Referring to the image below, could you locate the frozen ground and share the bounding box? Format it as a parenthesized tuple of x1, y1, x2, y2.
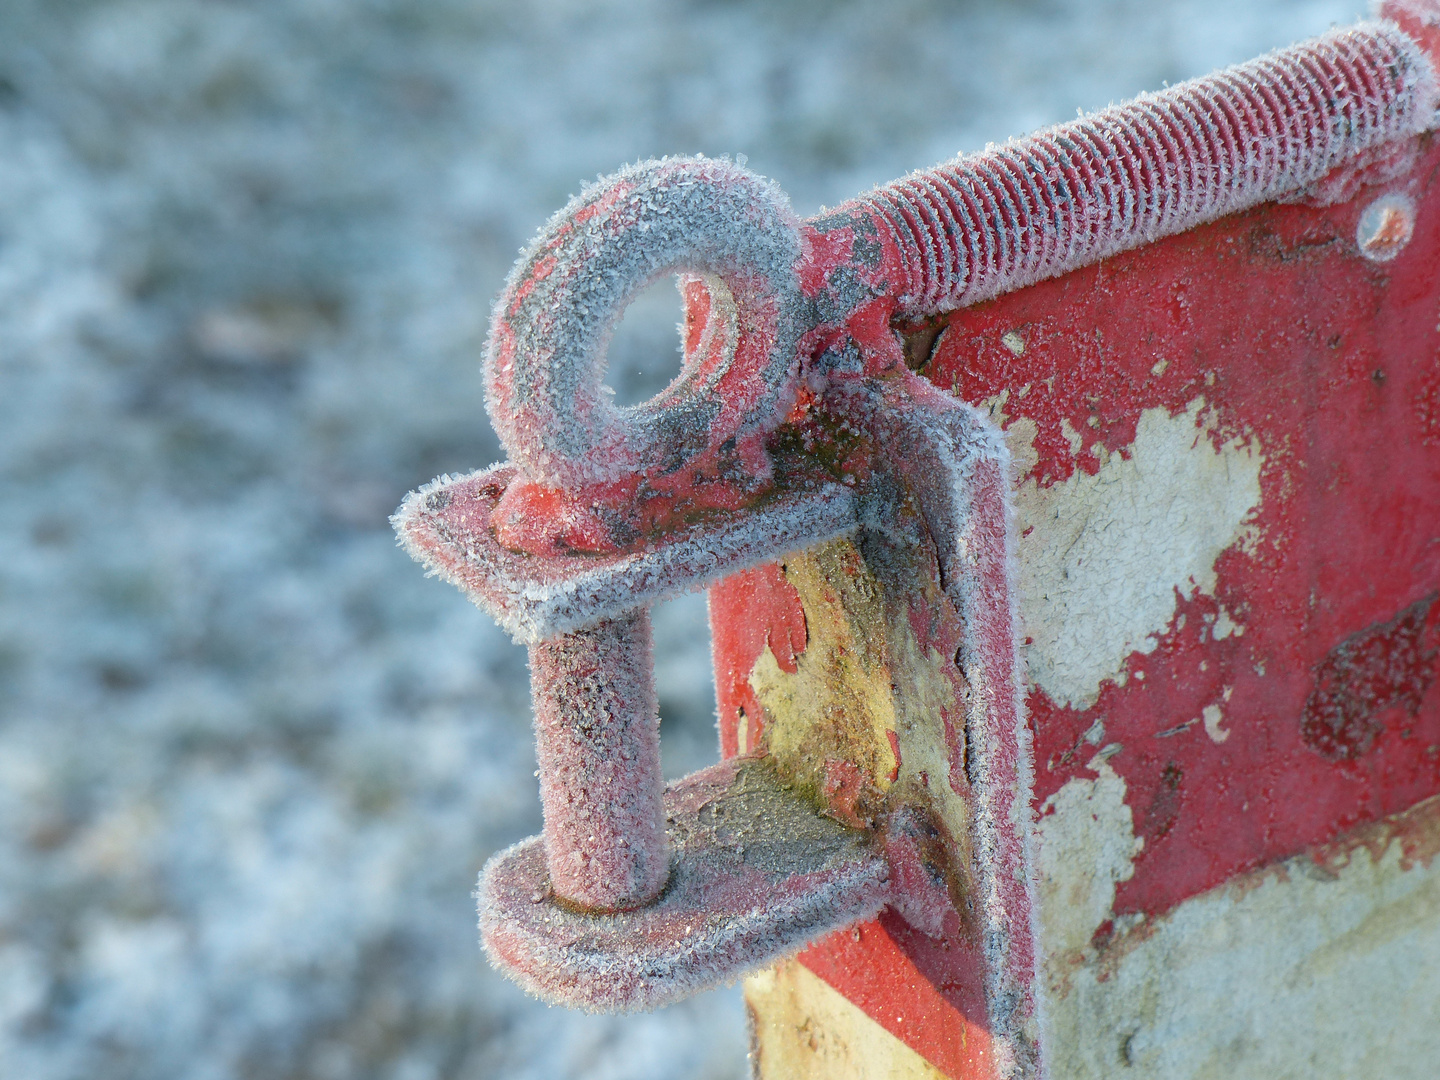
(0, 1, 1363, 1078)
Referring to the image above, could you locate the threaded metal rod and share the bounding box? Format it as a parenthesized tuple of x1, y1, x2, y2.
(842, 22, 1436, 314)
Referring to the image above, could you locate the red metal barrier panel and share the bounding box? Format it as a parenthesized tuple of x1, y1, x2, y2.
(721, 95, 1440, 1080)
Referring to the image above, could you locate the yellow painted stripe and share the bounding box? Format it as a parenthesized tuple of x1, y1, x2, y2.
(746, 960, 949, 1080)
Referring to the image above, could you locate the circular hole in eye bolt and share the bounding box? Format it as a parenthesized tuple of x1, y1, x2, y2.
(603, 275, 687, 407)
(1356, 193, 1415, 263)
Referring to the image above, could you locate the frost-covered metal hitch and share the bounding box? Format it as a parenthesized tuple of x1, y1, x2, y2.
(395, 6, 1440, 1063)
(394, 153, 1027, 1012)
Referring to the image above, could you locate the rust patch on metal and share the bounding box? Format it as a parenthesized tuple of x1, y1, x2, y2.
(1301, 592, 1440, 760)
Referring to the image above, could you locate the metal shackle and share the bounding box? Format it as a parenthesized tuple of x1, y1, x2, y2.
(483, 159, 806, 911)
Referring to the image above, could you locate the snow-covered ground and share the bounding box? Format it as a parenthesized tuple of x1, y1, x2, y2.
(0, 1, 1362, 1077)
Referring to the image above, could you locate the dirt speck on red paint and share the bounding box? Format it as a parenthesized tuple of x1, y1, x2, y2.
(1138, 762, 1184, 847)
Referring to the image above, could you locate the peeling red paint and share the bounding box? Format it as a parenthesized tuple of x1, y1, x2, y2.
(937, 136, 1440, 925)
(696, 20, 1440, 1078)
(1309, 789, 1440, 874)
(820, 758, 871, 828)
(708, 562, 807, 758)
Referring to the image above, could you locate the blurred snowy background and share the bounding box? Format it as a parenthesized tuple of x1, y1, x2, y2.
(0, 1, 1364, 1077)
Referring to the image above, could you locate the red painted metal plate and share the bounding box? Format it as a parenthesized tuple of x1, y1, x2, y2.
(712, 135, 1440, 1076)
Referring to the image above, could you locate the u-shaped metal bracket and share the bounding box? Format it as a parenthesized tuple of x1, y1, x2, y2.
(395, 156, 1032, 1014)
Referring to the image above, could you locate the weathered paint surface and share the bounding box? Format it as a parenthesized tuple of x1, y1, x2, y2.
(746, 539, 964, 839)
(748, 799, 1440, 1080)
(941, 135, 1440, 929)
(726, 533, 1005, 1078)
(1033, 759, 1142, 972)
(1009, 399, 1263, 711)
(1042, 793, 1440, 1080)
(715, 133, 1440, 1077)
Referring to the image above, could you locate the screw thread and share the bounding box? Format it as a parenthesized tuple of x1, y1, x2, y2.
(857, 22, 1436, 313)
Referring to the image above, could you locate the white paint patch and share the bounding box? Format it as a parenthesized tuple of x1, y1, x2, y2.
(1011, 399, 1263, 709)
(1044, 815, 1440, 1080)
(1035, 758, 1144, 974)
(1059, 418, 1085, 456)
(1211, 606, 1243, 639)
(1201, 703, 1229, 743)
